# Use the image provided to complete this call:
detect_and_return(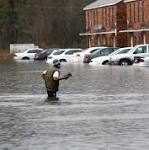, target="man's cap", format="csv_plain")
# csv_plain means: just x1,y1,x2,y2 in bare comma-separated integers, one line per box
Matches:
53,59,61,66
